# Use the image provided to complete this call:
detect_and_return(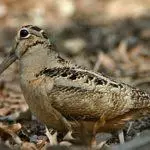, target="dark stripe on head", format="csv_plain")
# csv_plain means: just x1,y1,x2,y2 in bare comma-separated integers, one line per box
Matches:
31,26,42,32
